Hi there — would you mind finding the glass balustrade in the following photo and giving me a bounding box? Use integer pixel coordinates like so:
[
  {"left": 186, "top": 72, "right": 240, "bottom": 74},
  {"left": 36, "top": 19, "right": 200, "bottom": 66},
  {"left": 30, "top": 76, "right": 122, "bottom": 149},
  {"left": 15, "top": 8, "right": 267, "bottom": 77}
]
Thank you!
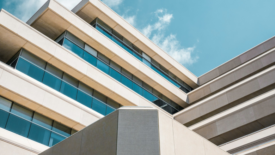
[
  {"left": 15, "top": 57, "right": 115, "bottom": 116},
  {"left": 93, "top": 24, "right": 193, "bottom": 93},
  {"left": 61, "top": 38, "right": 180, "bottom": 114},
  {"left": 0, "top": 97, "right": 72, "bottom": 147}
]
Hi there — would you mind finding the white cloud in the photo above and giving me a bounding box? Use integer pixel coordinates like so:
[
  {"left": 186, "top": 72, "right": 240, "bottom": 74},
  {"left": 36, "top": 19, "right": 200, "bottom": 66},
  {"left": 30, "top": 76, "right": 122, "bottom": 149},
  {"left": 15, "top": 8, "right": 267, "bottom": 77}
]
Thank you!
[
  {"left": 122, "top": 15, "right": 136, "bottom": 26},
  {"left": 141, "top": 9, "right": 173, "bottom": 38},
  {"left": 152, "top": 34, "right": 198, "bottom": 65},
  {"left": 141, "top": 9, "right": 198, "bottom": 65},
  {"left": 2, "top": 0, "right": 80, "bottom": 22},
  {"left": 102, "top": 0, "right": 123, "bottom": 8},
  {"left": 3, "top": 0, "right": 46, "bottom": 22}
]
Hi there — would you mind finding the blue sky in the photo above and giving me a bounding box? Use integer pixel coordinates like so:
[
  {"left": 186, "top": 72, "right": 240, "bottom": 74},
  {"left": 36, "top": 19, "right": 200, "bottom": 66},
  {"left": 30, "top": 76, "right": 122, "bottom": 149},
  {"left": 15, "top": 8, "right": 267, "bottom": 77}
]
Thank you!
[{"left": 1, "top": 0, "right": 275, "bottom": 76}]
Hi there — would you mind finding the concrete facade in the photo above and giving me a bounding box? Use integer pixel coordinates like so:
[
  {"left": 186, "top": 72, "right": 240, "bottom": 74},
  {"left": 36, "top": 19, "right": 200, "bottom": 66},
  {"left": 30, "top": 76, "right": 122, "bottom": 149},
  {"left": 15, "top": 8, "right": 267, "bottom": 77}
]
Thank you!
[{"left": 0, "top": 0, "right": 274, "bottom": 154}]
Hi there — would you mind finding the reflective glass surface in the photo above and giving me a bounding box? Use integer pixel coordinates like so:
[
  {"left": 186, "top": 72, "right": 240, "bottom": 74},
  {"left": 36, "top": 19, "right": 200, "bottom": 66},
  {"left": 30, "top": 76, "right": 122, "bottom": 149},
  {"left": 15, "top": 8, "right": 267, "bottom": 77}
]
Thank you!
[
  {"left": 49, "top": 132, "right": 66, "bottom": 147},
  {"left": 94, "top": 24, "right": 188, "bottom": 91},
  {"left": 92, "top": 98, "right": 106, "bottom": 115},
  {"left": 121, "top": 76, "right": 132, "bottom": 89},
  {"left": 16, "top": 58, "right": 44, "bottom": 82},
  {"left": 6, "top": 114, "right": 31, "bottom": 137},
  {"left": 76, "top": 90, "right": 93, "bottom": 108},
  {"left": 28, "top": 124, "right": 51, "bottom": 145},
  {"left": 63, "top": 39, "right": 84, "bottom": 57},
  {"left": 0, "top": 109, "right": 9, "bottom": 128},
  {"left": 109, "top": 68, "right": 121, "bottom": 81},
  {"left": 42, "top": 72, "right": 62, "bottom": 91},
  {"left": 97, "top": 60, "right": 109, "bottom": 74},
  {"left": 60, "top": 82, "right": 78, "bottom": 100},
  {"left": 83, "top": 52, "right": 97, "bottom": 66}
]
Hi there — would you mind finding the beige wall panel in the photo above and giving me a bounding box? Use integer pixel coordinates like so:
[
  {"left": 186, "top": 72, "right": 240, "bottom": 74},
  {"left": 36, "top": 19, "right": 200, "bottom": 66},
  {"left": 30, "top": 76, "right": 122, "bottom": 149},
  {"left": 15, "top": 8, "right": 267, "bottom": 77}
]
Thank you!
[
  {"left": 31, "top": 10, "right": 70, "bottom": 40},
  {"left": 0, "top": 27, "right": 26, "bottom": 62},
  {"left": 0, "top": 140, "right": 38, "bottom": 155},
  {"left": 218, "top": 57, "right": 241, "bottom": 75},
  {"left": 195, "top": 122, "right": 218, "bottom": 139},
  {"left": 173, "top": 120, "right": 205, "bottom": 155},
  {"left": 203, "top": 139, "right": 228, "bottom": 155},
  {"left": 158, "top": 112, "right": 175, "bottom": 155}
]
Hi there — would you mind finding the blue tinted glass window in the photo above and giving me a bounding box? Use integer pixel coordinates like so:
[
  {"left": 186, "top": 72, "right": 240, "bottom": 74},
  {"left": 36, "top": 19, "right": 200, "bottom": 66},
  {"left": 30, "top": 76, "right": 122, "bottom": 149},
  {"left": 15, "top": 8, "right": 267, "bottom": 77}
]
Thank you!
[
  {"left": 6, "top": 114, "right": 31, "bottom": 137},
  {"left": 106, "top": 106, "right": 115, "bottom": 115},
  {"left": 83, "top": 52, "right": 97, "bottom": 66},
  {"left": 63, "top": 39, "right": 84, "bottom": 57},
  {"left": 121, "top": 76, "right": 132, "bottom": 89},
  {"left": 133, "top": 83, "right": 143, "bottom": 96},
  {"left": 142, "top": 59, "right": 151, "bottom": 67},
  {"left": 49, "top": 132, "right": 66, "bottom": 147},
  {"left": 162, "top": 105, "right": 177, "bottom": 114},
  {"left": 122, "top": 44, "right": 133, "bottom": 54},
  {"left": 153, "top": 99, "right": 166, "bottom": 107},
  {"left": 109, "top": 68, "right": 121, "bottom": 81},
  {"left": 96, "top": 26, "right": 112, "bottom": 39},
  {"left": 32, "top": 113, "right": 52, "bottom": 130},
  {"left": 10, "top": 104, "right": 32, "bottom": 121},
  {"left": 143, "top": 90, "right": 158, "bottom": 102},
  {"left": 60, "top": 82, "right": 78, "bottom": 100},
  {"left": 28, "top": 124, "right": 51, "bottom": 145},
  {"left": 92, "top": 98, "right": 106, "bottom": 115},
  {"left": 42, "top": 72, "right": 62, "bottom": 91},
  {"left": 111, "top": 37, "right": 125, "bottom": 48},
  {"left": 97, "top": 60, "right": 109, "bottom": 74},
  {"left": 16, "top": 58, "right": 44, "bottom": 82},
  {"left": 132, "top": 52, "right": 142, "bottom": 61},
  {"left": 0, "top": 109, "right": 9, "bottom": 128},
  {"left": 52, "top": 122, "right": 71, "bottom": 137},
  {"left": 76, "top": 90, "right": 93, "bottom": 108}
]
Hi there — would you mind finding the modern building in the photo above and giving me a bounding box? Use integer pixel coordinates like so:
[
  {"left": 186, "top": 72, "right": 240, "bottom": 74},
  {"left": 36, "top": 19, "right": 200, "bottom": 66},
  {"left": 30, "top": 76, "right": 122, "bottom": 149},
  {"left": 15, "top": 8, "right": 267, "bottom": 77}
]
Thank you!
[{"left": 0, "top": 0, "right": 273, "bottom": 154}]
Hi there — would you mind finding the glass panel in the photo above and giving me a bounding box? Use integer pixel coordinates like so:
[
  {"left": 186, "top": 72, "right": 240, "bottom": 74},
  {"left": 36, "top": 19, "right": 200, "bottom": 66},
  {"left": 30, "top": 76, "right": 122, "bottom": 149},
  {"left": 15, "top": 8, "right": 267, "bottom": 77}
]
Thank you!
[
  {"left": 78, "top": 83, "right": 93, "bottom": 95},
  {"left": 60, "top": 82, "right": 78, "bottom": 99},
  {"left": 98, "top": 53, "right": 110, "bottom": 64},
  {"left": 132, "top": 52, "right": 142, "bottom": 61},
  {"left": 142, "top": 53, "right": 151, "bottom": 62},
  {"left": 162, "top": 105, "right": 177, "bottom": 114},
  {"left": 111, "top": 37, "right": 125, "bottom": 48},
  {"left": 66, "top": 32, "right": 85, "bottom": 48},
  {"left": 106, "top": 106, "right": 115, "bottom": 115},
  {"left": 97, "top": 60, "right": 109, "bottom": 74},
  {"left": 52, "top": 121, "right": 71, "bottom": 137},
  {"left": 143, "top": 83, "right": 152, "bottom": 93},
  {"left": 121, "top": 76, "right": 132, "bottom": 89},
  {"left": 11, "top": 104, "right": 32, "bottom": 121},
  {"left": 133, "top": 83, "right": 143, "bottom": 96},
  {"left": 97, "top": 19, "right": 112, "bottom": 32},
  {"left": 42, "top": 72, "right": 62, "bottom": 91},
  {"left": 45, "top": 64, "right": 63, "bottom": 78},
  {"left": 110, "top": 61, "right": 121, "bottom": 72},
  {"left": 109, "top": 68, "right": 121, "bottom": 81},
  {"left": 121, "top": 69, "right": 132, "bottom": 79},
  {"left": 92, "top": 98, "right": 106, "bottom": 115},
  {"left": 123, "top": 38, "right": 132, "bottom": 48},
  {"left": 153, "top": 99, "right": 166, "bottom": 107},
  {"left": 76, "top": 90, "right": 93, "bottom": 108},
  {"left": 83, "top": 52, "right": 97, "bottom": 66},
  {"left": 84, "top": 44, "right": 97, "bottom": 57},
  {"left": 0, "top": 97, "right": 12, "bottom": 112},
  {"left": 93, "top": 91, "right": 107, "bottom": 103},
  {"left": 63, "top": 39, "right": 84, "bottom": 57},
  {"left": 62, "top": 73, "right": 78, "bottom": 87},
  {"left": 107, "top": 98, "right": 120, "bottom": 109},
  {"left": 49, "top": 132, "right": 66, "bottom": 147},
  {"left": 28, "top": 124, "right": 51, "bottom": 145},
  {"left": 0, "top": 109, "right": 9, "bottom": 128},
  {"left": 142, "top": 59, "right": 151, "bottom": 67},
  {"left": 32, "top": 113, "right": 52, "bottom": 130},
  {"left": 133, "top": 76, "right": 142, "bottom": 86},
  {"left": 16, "top": 58, "right": 45, "bottom": 82},
  {"left": 20, "top": 49, "right": 46, "bottom": 69},
  {"left": 96, "top": 26, "right": 112, "bottom": 39},
  {"left": 143, "top": 90, "right": 158, "bottom": 102},
  {"left": 55, "top": 32, "right": 66, "bottom": 43},
  {"left": 71, "top": 129, "right": 77, "bottom": 135},
  {"left": 6, "top": 114, "right": 31, "bottom": 137},
  {"left": 113, "top": 30, "right": 123, "bottom": 40}
]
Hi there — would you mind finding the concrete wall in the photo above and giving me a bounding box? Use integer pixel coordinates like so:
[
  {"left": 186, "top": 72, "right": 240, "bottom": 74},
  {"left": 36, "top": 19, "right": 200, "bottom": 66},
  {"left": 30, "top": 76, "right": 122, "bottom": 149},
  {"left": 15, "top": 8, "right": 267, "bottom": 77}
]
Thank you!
[
  {"left": 189, "top": 47, "right": 275, "bottom": 103},
  {"left": 175, "top": 65, "right": 275, "bottom": 126},
  {"left": 199, "top": 36, "right": 275, "bottom": 85}
]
